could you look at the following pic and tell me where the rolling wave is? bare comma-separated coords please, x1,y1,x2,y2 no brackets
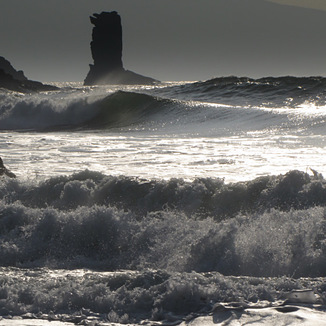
1,77,326,133
0,89,276,132
0,89,317,134
155,76,326,108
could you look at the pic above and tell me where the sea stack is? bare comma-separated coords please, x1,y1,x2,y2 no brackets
84,11,158,85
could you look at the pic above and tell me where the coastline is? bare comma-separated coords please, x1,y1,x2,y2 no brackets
1,305,326,326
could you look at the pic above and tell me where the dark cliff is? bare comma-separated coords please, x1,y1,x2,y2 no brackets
0,56,58,93
84,11,158,85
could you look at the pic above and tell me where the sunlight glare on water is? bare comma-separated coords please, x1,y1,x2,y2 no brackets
1,130,325,182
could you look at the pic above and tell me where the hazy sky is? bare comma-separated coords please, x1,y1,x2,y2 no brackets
1,0,326,82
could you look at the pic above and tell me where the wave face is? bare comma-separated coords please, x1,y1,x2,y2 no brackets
83,90,173,129
1,169,326,277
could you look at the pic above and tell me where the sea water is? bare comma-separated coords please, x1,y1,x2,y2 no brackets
0,77,326,324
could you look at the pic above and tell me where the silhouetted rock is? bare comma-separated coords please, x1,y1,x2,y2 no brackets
0,56,27,81
84,11,158,85
0,56,58,93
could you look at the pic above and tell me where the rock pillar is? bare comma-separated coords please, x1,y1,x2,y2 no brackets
84,11,158,85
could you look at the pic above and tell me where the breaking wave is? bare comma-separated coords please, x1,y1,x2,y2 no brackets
1,169,326,277
0,90,201,131
1,88,325,135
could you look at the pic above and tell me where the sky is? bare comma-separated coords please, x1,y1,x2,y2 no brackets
1,0,326,82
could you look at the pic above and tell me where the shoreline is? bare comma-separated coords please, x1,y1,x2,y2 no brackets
1,304,326,326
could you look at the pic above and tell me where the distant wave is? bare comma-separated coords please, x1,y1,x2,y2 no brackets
155,76,326,108
1,169,326,277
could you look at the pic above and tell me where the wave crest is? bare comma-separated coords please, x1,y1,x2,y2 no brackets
1,170,326,277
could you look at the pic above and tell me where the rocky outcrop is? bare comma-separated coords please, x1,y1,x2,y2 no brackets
84,11,158,85
0,157,15,178
0,56,58,93
0,56,28,81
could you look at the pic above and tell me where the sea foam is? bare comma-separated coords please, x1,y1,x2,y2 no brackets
1,170,326,277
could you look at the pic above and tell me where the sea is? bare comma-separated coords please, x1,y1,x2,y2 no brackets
0,76,326,325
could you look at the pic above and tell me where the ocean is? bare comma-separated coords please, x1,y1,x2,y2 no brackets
0,77,326,325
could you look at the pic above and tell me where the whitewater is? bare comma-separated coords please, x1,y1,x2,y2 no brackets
0,77,326,325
